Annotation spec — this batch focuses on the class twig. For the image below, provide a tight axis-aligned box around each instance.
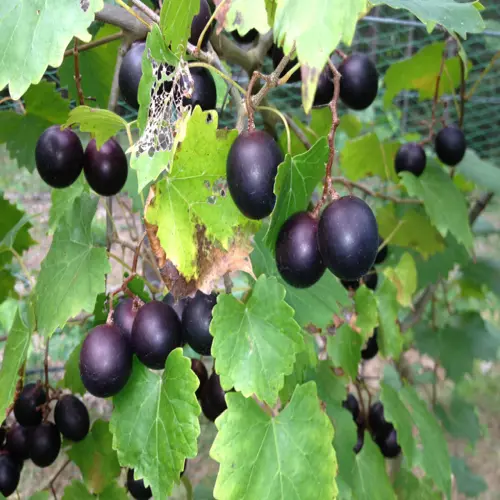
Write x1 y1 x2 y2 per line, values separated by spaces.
63 32 123 58
187 62 246 95
181 475 193 500
196 0 229 52
458 58 466 128
73 39 85 106
129 0 159 23
466 50 500 100
223 273 233 294
335 48 347 60
284 113 312 150
354 382 366 418
257 105 291 155
43 458 71 498
468 192 494 225
0 336 7 342
431 362 439 408
116 0 153 29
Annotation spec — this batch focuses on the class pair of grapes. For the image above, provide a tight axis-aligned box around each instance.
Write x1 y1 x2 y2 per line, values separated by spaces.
35 126 128 196
343 394 401 458
395 126 467 177
0 384 89 497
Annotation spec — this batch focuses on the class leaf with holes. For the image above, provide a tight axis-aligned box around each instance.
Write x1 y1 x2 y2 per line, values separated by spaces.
327 325 362 380
34 194 110 337
211 275 304 404
375 280 402 359
0 0 104 99
160 0 200 54
110 349 200 499
264 137 328 250
211 382 338 500
383 253 417 307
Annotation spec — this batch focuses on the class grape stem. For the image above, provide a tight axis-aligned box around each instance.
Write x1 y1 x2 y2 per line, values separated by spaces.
63 32 123 58
73 39 86 107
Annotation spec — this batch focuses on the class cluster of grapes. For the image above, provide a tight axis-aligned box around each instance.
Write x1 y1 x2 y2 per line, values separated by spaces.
343 394 401 458
0 384 89 497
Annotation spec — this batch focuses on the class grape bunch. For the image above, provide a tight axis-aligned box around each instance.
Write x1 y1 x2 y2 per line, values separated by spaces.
0 384 89 497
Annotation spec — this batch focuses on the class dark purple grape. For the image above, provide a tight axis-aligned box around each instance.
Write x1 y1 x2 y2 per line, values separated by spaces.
354 427 364 454
226 130 283 220
119 42 145 110
361 329 378 360
6 425 32 462
338 54 378 110
54 395 90 442
232 29 259 45
14 383 46 427
35 126 84 188
363 268 378 291
127 468 152 499
313 64 335 107
0 455 20 497
275 212 325 288
162 293 191 322
182 291 216 356
395 142 426 177
318 196 379 281
341 279 360 292
191 359 208 398
79 324 133 398
435 126 466 166
30 423 61 468
200 373 227 422
182 67 216 111
131 301 182 369
368 401 393 439
113 298 138 340
342 393 360 421
83 138 128 197
376 428 401 458
189 0 212 49
271 46 301 83
375 236 388 264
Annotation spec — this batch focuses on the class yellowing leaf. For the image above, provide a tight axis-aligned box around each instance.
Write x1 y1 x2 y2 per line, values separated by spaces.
384 253 417 307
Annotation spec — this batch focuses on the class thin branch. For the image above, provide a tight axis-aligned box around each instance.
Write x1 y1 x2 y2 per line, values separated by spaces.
95 4 149 38
466 50 500 100
458 57 466 128
284 113 312 150
0 336 7 342
129 0 159 23
195 0 229 53
468 192 494 225
64 32 123 58
257 105 291 155
73 39 85 106
42 458 71 496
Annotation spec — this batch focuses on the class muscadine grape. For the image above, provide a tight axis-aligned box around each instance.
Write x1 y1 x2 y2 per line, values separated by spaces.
338 53 379 110
30 423 61 468
275 212 325 288
395 142 426 177
182 67 216 111
0 455 20 497
189 0 212 49
363 268 378 291
162 293 191 322
127 468 152 499
79 324 133 398
113 298 138 340
435 126 466 166
191 359 208 399
318 196 379 281
271 46 301 83
313 64 335 107
341 279 360 292
35 126 84 189
361 329 379 360
118 42 145 110
375 236 388 264
368 401 393 438
354 427 364 454
182 291 217 356
131 301 182 369
14 383 46 427
376 428 401 458
342 393 360 421
6 425 32 462
200 373 227 422
54 395 90 442
226 129 283 220
83 138 128 197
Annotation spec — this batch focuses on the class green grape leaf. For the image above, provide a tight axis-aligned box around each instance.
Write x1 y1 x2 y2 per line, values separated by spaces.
460 258 500 297
450 457 487 498
49 177 87 233
456 149 500 196
34 194 110 337
58 25 121 109
63 107 127 149
383 42 468 109
62 480 128 500
211 382 338 500
211 275 304 404
340 133 399 182
0 302 34 418
68 420 121 494
400 384 451 497
0 271 17 305
394 469 441 500
216 0 271 34
375 280 403 359
252 228 350 329
383 252 417 307
380 383 416 466
353 286 378 338
29 493 51 500
327 325 362 380
160 0 199 54
376 205 445 259
0 0 104 99
110 349 200 499
146 107 253 280
273 0 367 113
370 0 484 38
415 312 500 381
0 81 69 171
264 137 328 250
62 340 86 395
400 166 473 251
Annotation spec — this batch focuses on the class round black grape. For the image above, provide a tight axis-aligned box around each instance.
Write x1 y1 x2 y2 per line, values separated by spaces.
162 293 191 322
354 427 364 454
338 54 378 110
113 298 138 340
395 142 426 177
14 383 46 427
127 468 152 499
341 279 360 292
375 236 388 264
342 393 360 421
182 291 217 356
363 268 378 291
30 423 61 468
182 67 216 111
118 41 145 110
6 425 32 462
0 455 20 497
200 373 227 422
313 64 335 107
435 126 466 166
368 401 393 439
189 0 212 49
191 359 208 399
376 428 401 458
54 394 90 442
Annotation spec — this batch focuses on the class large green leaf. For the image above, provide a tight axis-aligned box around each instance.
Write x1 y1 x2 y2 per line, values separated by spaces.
110 350 200 499
264 138 328 250
49 177 87 233
327 325 362 380
34 194 110 337
216 0 271 34
62 340 86 396
211 275 304 404
370 0 484 38
456 149 500 196
273 0 367 112
68 420 121 494
0 81 69 171
400 166 474 251
160 0 199 54
62 480 128 500
252 228 350 329
383 42 467 108
146 107 253 279
58 25 121 109
211 382 338 500
460 258 500 297
0 302 34 418
394 469 441 500
375 280 403 359
0 0 104 99
450 457 487 498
